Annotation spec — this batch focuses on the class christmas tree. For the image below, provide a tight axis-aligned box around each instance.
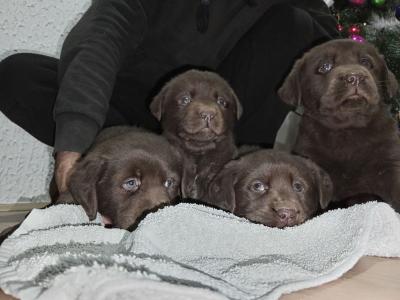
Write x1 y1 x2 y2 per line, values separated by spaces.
331 0 400 119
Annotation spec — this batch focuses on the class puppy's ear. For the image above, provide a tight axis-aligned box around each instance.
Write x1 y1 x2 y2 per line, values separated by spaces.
302 158 333 209
386 68 399 99
379 55 399 99
207 160 240 212
277 57 304 107
68 159 107 220
231 90 243 120
150 85 168 121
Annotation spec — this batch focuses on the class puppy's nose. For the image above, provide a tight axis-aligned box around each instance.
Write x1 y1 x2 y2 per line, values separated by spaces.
276 208 297 222
199 110 216 121
344 73 365 86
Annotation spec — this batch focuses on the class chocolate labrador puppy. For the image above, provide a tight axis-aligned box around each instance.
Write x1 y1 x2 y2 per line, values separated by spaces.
56 126 182 229
150 70 242 200
206 150 333 228
278 39 400 211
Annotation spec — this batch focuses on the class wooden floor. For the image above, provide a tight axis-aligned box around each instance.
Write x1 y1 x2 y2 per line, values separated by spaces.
0 211 399 300
282 256 400 300
0 211 28 231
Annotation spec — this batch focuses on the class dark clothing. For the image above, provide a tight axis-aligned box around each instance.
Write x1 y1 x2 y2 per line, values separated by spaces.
0 0 338 153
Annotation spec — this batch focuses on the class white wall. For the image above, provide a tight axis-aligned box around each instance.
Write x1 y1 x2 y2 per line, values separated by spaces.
0 0 90 203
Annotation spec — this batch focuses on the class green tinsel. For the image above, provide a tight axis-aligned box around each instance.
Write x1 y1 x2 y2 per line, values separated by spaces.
365 25 400 115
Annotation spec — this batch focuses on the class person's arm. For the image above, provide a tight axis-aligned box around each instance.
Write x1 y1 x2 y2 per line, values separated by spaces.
292 0 339 39
53 0 147 191
54 0 147 154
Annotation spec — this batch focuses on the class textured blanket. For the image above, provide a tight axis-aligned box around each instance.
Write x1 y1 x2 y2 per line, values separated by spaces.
1 202 400 300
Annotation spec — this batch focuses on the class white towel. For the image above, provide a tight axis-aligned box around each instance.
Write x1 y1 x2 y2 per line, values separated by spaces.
1 202 399 300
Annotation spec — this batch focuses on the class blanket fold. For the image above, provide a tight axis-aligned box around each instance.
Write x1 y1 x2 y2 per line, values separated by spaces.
1 202 399 300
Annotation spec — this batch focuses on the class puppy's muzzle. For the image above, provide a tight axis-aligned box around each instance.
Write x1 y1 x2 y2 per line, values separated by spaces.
335 68 373 109
270 190 301 227
182 101 224 138
196 104 218 126
273 206 299 228
199 108 216 126
343 72 366 87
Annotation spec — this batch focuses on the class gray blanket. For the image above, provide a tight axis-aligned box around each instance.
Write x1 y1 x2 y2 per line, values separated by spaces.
1 202 399 300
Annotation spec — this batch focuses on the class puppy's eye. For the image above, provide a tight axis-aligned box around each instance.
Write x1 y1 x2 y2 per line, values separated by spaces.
251 181 268 193
360 57 372 69
292 181 304 193
318 62 333 74
181 95 192 105
122 177 141 192
164 178 175 189
217 96 228 108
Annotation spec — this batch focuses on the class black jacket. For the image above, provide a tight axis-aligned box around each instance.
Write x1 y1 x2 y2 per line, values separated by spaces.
54 0 336 153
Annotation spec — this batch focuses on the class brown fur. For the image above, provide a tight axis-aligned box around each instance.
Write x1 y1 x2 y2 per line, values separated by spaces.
150 70 242 199
206 150 333 228
56 127 182 229
278 39 400 211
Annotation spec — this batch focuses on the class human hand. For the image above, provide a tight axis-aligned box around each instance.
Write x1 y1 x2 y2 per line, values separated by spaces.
55 151 82 193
